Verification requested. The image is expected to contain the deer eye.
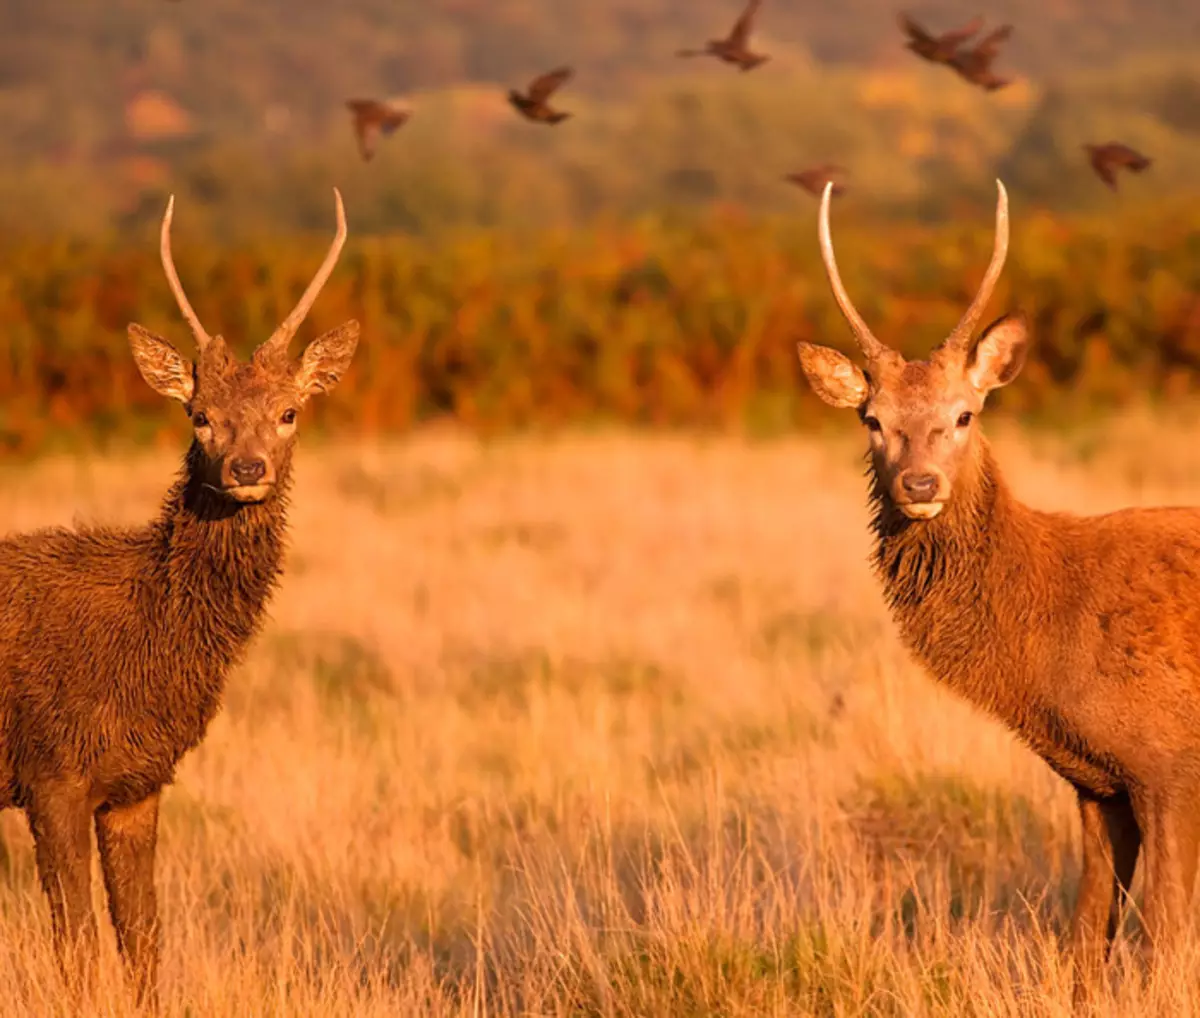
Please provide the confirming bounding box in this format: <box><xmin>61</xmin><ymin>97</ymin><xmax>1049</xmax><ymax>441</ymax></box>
<box><xmin>956</xmin><ymin>411</ymin><xmax>974</xmax><ymax>428</ymax></box>
<box><xmin>863</xmin><ymin>415</ymin><xmax>882</xmax><ymax>433</ymax></box>
<box><xmin>192</xmin><ymin>411</ymin><xmax>210</xmax><ymax>428</ymax></box>
<box><xmin>280</xmin><ymin>408</ymin><xmax>297</xmax><ymax>425</ymax></box>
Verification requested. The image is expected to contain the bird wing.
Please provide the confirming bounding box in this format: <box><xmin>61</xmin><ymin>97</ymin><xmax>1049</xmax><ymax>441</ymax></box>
<box><xmin>788</xmin><ymin>166</ymin><xmax>848</xmax><ymax>192</ymax></box>
<box><xmin>528</xmin><ymin>66</ymin><xmax>573</xmax><ymax>103</ymax></box>
<box><xmin>936</xmin><ymin>14</ymin><xmax>983</xmax><ymax>47</ymax></box>
<box><xmin>787</xmin><ymin>173</ymin><xmax>822</xmax><ymax>194</ymax></box>
<box><xmin>378</xmin><ymin>107</ymin><xmax>410</xmax><ymax>134</ymax></box>
<box><xmin>347</xmin><ymin>106</ymin><xmax>378</xmax><ymax>161</ymax></box>
<box><xmin>345</xmin><ymin>99</ymin><xmax>378</xmax><ymax>119</ymax></box>
<box><xmin>897</xmin><ymin>12</ymin><xmax>935</xmax><ymax>44</ymax></box>
<box><xmin>728</xmin><ymin>0</ymin><xmax>763</xmax><ymax>47</ymax></box>
<box><xmin>1110</xmin><ymin>144</ymin><xmax>1151</xmax><ymax>170</ymax></box>
<box><xmin>346</xmin><ymin>99</ymin><xmax>408</xmax><ymax>158</ymax></box>
<box><xmin>1090</xmin><ymin>152</ymin><xmax>1118</xmax><ymax>190</ymax></box>
<box><xmin>972</xmin><ymin>24</ymin><xmax>1013</xmax><ymax>60</ymax></box>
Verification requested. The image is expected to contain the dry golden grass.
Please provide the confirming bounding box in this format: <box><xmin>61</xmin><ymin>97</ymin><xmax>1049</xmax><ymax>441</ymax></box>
<box><xmin>4</xmin><ymin>410</ymin><xmax>1200</xmax><ymax>1015</ymax></box>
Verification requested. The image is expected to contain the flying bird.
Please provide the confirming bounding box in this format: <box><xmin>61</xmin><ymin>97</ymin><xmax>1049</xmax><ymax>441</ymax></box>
<box><xmin>345</xmin><ymin>99</ymin><xmax>411</xmax><ymax>161</ymax></box>
<box><xmin>508</xmin><ymin>67</ymin><xmax>574</xmax><ymax>124</ymax></box>
<box><xmin>1085</xmin><ymin>142</ymin><xmax>1152</xmax><ymax>190</ymax></box>
<box><xmin>784</xmin><ymin>165</ymin><xmax>849</xmax><ymax>197</ymax></box>
<box><xmin>676</xmin><ymin>0</ymin><xmax>769</xmax><ymax>72</ymax></box>
<box><xmin>897</xmin><ymin>12</ymin><xmax>984</xmax><ymax>64</ymax></box>
<box><xmin>946</xmin><ymin>24</ymin><xmax>1014</xmax><ymax>91</ymax></box>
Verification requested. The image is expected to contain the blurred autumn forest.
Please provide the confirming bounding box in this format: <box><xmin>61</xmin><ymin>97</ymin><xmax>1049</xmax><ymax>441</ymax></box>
<box><xmin>1</xmin><ymin>0</ymin><xmax>1200</xmax><ymax>452</ymax></box>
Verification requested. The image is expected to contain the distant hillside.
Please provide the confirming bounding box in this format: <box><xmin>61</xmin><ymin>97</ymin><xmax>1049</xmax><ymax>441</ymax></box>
<box><xmin>3</xmin><ymin>0</ymin><xmax>1198</xmax><ymax>156</ymax></box>
<box><xmin>0</xmin><ymin>0</ymin><xmax>1196</xmax><ymax>237</ymax></box>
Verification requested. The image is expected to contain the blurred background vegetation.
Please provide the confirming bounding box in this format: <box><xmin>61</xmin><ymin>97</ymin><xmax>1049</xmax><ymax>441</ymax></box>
<box><xmin>1</xmin><ymin>0</ymin><xmax>1199</xmax><ymax>451</ymax></box>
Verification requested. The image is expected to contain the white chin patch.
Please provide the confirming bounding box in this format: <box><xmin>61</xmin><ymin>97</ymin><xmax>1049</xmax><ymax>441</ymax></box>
<box><xmin>899</xmin><ymin>502</ymin><xmax>944</xmax><ymax>520</ymax></box>
<box><xmin>225</xmin><ymin>484</ymin><xmax>274</xmax><ymax>504</ymax></box>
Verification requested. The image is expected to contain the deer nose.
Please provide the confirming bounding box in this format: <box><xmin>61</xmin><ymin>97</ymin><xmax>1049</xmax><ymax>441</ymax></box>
<box><xmin>230</xmin><ymin>458</ymin><xmax>267</xmax><ymax>486</ymax></box>
<box><xmin>901</xmin><ymin>472</ymin><xmax>940</xmax><ymax>502</ymax></box>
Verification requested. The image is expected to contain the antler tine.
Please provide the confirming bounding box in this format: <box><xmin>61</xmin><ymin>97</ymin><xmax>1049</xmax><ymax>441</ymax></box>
<box><xmin>258</xmin><ymin>187</ymin><xmax>348</xmax><ymax>357</ymax></box>
<box><xmin>939</xmin><ymin>179</ymin><xmax>1010</xmax><ymax>357</ymax></box>
<box><xmin>817</xmin><ymin>181</ymin><xmax>891</xmax><ymax>364</ymax></box>
<box><xmin>160</xmin><ymin>195</ymin><xmax>212</xmax><ymax>350</ymax></box>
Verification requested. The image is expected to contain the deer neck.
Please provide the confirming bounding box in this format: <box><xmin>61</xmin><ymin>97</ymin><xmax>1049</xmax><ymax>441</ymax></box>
<box><xmin>868</xmin><ymin>436</ymin><xmax>1036</xmax><ymax>715</ymax></box>
<box><xmin>157</xmin><ymin>441</ymin><xmax>290</xmax><ymax>683</ymax></box>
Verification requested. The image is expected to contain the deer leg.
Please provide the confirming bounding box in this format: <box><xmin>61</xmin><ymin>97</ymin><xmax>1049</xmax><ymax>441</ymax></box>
<box><xmin>1104</xmin><ymin>795</ymin><xmax>1142</xmax><ymax>944</ymax></box>
<box><xmin>27</xmin><ymin>782</ymin><xmax>99</xmax><ymax>993</ymax></box>
<box><xmin>1135</xmin><ymin>788</ymin><xmax>1200</xmax><ymax>965</ymax></box>
<box><xmin>1071</xmin><ymin>792</ymin><xmax>1140</xmax><ymax>1004</ymax></box>
<box><xmin>96</xmin><ymin>792</ymin><xmax>162</xmax><ymax>1010</ymax></box>
<box><xmin>1072</xmin><ymin>793</ymin><xmax>1114</xmax><ymax>978</ymax></box>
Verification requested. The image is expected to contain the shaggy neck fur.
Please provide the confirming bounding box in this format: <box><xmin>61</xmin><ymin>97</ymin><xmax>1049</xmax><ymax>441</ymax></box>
<box><xmin>142</xmin><ymin>441</ymin><xmax>290</xmax><ymax>741</ymax></box>
<box><xmin>868</xmin><ymin>436</ymin><xmax>1046</xmax><ymax>722</ymax></box>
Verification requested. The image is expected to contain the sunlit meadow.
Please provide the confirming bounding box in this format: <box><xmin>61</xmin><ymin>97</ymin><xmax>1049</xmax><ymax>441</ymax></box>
<box><xmin>2</xmin><ymin>408</ymin><xmax>1200</xmax><ymax>1015</ymax></box>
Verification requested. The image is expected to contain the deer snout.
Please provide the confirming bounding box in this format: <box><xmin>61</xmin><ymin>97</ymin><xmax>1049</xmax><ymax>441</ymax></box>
<box><xmin>895</xmin><ymin>470</ymin><xmax>947</xmax><ymax>519</ymax></box>
<box><xmin>229</xmin><ymin>458</ymin><xmax>267</xmax><ymax>486</ymax></box>
<box><xmin>221</xmin><ymin>452</ymin><xmax>277</xmax><ymax>502</ymax></box>
<box><xmin>901</xmin><ymin>472</ymin><xmax>940</xmax><ymax>502</ymax></box>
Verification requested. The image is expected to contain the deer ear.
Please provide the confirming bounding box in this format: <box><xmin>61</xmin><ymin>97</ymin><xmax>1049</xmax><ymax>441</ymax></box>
<box><xmin>295</xmin><ymin>320</ymin><xmax>360</xmax><ymax>399</ymax></box>
<box><xmin>128</xmin><ymin>324</ymin><xmax>194</xmax><ymax>403</ymax></box>
<box><xmin>797</xmin><ymin>342</ymin><xmax>868</xmax><ymax>409</ymax></box>
<box><xmin>968</xmin><ymin>312</ymin><xmax>1029</xmax><ymax>393</ymax></box>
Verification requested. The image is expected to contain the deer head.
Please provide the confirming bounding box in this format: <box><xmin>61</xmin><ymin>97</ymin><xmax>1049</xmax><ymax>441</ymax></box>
<box><xmin>797</xmin><ymin>180</ymin><xmax>1029</xmax><ymax>521</ymax></box>
<box><xmin>128</xmin><ymin>189</ymin><xmax>360</xmax><ymax>504</ymax></box>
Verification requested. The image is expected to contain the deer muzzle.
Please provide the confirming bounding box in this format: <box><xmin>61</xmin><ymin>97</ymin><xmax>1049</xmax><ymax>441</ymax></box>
<box><xmin>219</xmin><ymin>452</ymin><xmax>277</xmax><ymax>503</ymax></box>
<box><xmin>894</xmin><ymin>469</ymin><xmax>949</xmax><ymax>520</ymax></box>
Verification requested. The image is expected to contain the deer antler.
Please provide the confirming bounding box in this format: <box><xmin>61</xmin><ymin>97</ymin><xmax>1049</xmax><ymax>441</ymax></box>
<box><xmin>160</xmin><ymin>195</ymin><xmax>212</xmax><ymax>350</ymax></box>
<box><xmin>256</xmin><ymin>188</ymin><xmax>348</xmax><ymax>359</ymax></box>
<box><xmin>936</xmin><ymin>179</ymin><xmax>1009</xmax><ymax>358</ymax></box>
<box><xmin>817</xmin><ymin>181</ymin><xmax>892</xmax><ymax>365</ymax></box>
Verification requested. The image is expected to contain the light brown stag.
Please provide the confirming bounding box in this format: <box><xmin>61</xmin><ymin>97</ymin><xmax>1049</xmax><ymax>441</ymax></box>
<box><xmin>797</xmin><ymin>179</ymin><xmax>1200</xmax><ymax>995</ymax></box>
<box><xmin>0</xmin><ymin>188</ymin><xmax>359</xmax><ymax>1007</ymax></box>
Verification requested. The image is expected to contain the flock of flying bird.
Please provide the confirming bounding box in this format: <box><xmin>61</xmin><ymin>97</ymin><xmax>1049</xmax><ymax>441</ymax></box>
<box><xmin>344</xmin><ymin>0</ymin><xmax>1154</xmax><ymax>196</ymax></box>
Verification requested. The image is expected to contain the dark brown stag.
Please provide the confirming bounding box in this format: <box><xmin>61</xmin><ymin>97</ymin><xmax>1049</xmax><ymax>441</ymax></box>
<box><xmin>345</xmin><ymin>98</ymin><xmax>411</xmax><ymax>161</ymax></box>
<box><xmin>897</xmin><ymin>11</ymin><xmax>983</xmax><ymax>65</ymax></box>
<box><xmin>507</xmin><ymin>67</ymin><xmax>574</xmax><ymax>124</ymax></box>
<box><xmin>797</xmin><ymin>179</ymin><xmax>1200</xmax><ymax>997</ymax></box>
<box><xmin>0</xmin><ymin>189</ymin><xmax>359</xmax><ymax>1007</ymax></box>
<box><xmin>675</xmin><ymin>0</ymin><xmax>769</xmax><ymax>72</ymax></box>
<box><xmin>1085</xmin><ymin>142</ymin><xmax>1152</xmax><ymax>191</ymax></box>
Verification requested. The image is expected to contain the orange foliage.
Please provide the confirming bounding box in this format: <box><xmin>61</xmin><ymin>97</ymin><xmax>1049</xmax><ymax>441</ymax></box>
<box><xmin>0</xmin><ymin>207</ymin><xmax>1198</xmax><ymax>454</ymax></box>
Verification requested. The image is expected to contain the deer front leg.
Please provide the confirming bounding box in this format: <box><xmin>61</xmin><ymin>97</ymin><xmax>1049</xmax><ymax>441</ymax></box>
<box><xmin>1071</xmin><ymin>791</ymin><xmax>1140</xmax><ymax>1002</ymax></box>
<box><xmin>96</xmin><ymin>792</ymin><xmax>162</xmax><ymax>1010</ymax></box>
<box><xmin>1135</xmin><ymin>788</ymin><xmax>1200</xmax><ymax>965</ymax></box>
<box><xmin>27</xmin><ymin>781</ymin><xmax>99</xmax><ymax>993</ymax></box>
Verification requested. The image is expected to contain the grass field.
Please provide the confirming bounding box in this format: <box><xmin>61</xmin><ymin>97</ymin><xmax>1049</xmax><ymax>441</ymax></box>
<box><xmin>2</xmin><ymin>412</ymin><xmax>1200</xmax><ymax>1015</ymax></box>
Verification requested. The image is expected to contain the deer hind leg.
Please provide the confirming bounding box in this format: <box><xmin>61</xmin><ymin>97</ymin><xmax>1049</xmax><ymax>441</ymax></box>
<box><xmin>96</xmin><ymin>792</ymin><xmax>162</xmax><ymax>1010</ymax></box>
<box><xmin>1072</xmin><ymin>791</ymin><xmax>1141</xmax><ymax>1002</ymax></box>
<box><xmin>1136</xmin><ymin>788</ymin><xmax>1200</xmax><ymax>965</ymax></box>
<box><xmin>27</xmin><ymin>781</ymin><xmax>99</xmax><ymax>995</ymax></box>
